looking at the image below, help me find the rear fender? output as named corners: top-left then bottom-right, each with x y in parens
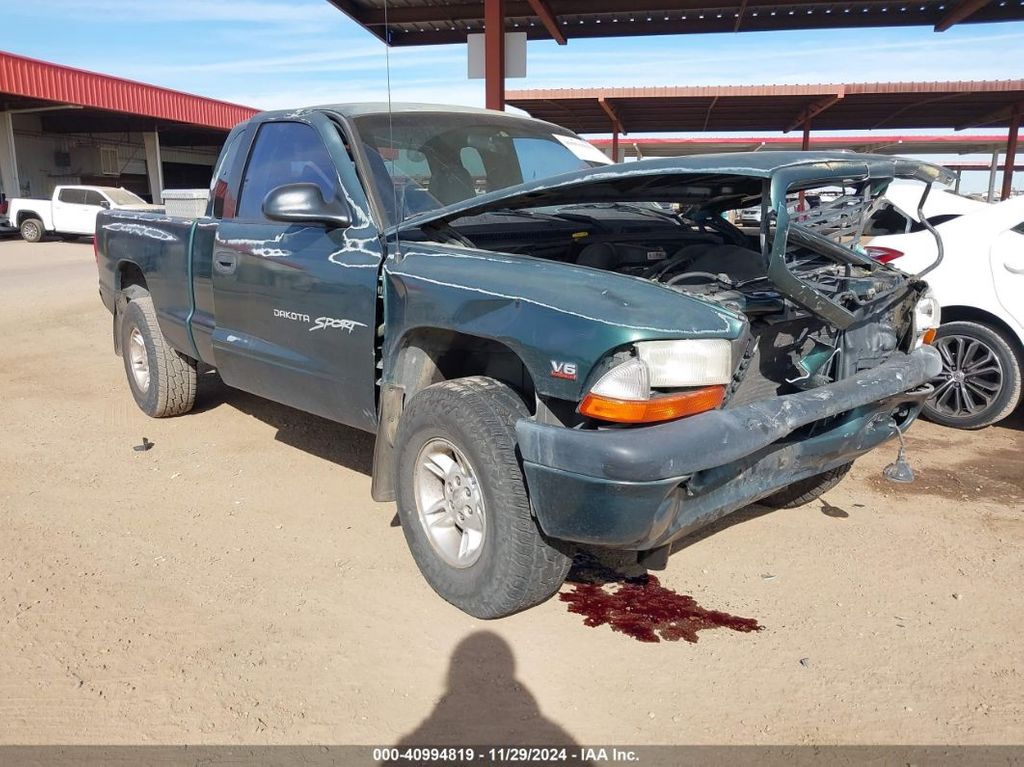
top-left (112, 283), bottom-right (149, 356)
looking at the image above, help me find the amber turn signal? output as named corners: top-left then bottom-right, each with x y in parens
top-left (922, 328), bottom-right (937, 345)
top-left (578, 385), bottom-right (726, 424)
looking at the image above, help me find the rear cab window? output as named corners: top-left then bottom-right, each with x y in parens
top-left (58, 188), bottom-right (87, 205)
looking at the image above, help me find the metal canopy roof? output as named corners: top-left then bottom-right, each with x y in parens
top-left (507, 82), bottom-right (1024, 134)
top-left (326, 0), bottom-right (1024, 45)
top-left (589, 133), bottom-right (1012, 158)
top-left (0, 50), bottom-right (258, 146)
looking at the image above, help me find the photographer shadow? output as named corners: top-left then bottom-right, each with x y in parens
top-left (394, 631), bottom-right (589, 761)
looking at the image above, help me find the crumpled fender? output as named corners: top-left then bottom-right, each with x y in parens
top-left (382, 242), bottom-right (746, 400)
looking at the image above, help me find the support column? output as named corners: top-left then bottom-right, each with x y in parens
top-left (1001, 106), bottom-right (1020, 201)
top-left (484, 0), bottom-right (505, 111)
top-left (798, 120), bottom-right (810, 211)
top-left (0, 112), bottom-right (20, 200)
top-left (143, 131), bottom-right (164, 204)
top-left (954, 169), bottom-right (962, 194)
top-left (987, 150), bottom-right (999, 203)
top-left (611, 129), bottom-right (619, 163)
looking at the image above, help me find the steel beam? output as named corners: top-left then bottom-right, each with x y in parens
top-left (785, 91), bottom-right (843, 133)
top-left (935, 0), bottom-right (992, 31)
top-left (485, 0), bottom-right (506, 110)
top-left (143, 131), bottom-right (164, 205)
top-left (987, 150), bottom-right (999, 202)
top-left (599, 97), bottom-right (625, 135)
top-left (525, 0), bottom-right (566, 43)
top-left (1001, 105), bottom-right (1020, 200)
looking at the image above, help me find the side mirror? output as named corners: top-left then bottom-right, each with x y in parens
top-left (100, 200), bottom-right (111, 209)
top-left (262, 183), bottom-right (351, 229)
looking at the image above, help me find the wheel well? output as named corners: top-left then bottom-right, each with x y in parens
top-left (16, 211), bottom-right (40, 226)
top-left (941, 305), bottom-right (1024, 356)
top-left (391, 329), bottom-right (536, 413)
top-left (117, 261), bottom-right (148, 293)
top-left (370, 329), bottom-right (536, 503)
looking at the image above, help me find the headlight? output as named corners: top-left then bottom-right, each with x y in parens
top-left (579, 340), bottom-right (732, 424)
top-left (913, 292), bottom-right (941, 347)
top-left (635, 339), bottom-right (733, 387)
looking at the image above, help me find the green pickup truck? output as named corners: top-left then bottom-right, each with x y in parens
top-left (96, 103), bottom-right (945, 618)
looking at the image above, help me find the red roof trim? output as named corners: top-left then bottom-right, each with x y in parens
top-left (0, 50), bottom-right (258, 131)
top-left (590, 134), bottom-right (1009, 147)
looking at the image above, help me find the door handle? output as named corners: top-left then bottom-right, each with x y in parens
top-left (214, 251), bottom-right (237, 275)
top-left (1004, 257), bottom-right (1024, 275)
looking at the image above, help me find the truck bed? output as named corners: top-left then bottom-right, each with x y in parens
top-left (96, 210), bottom-right (211, 361)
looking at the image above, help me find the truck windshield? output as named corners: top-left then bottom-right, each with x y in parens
top-left (352, 112), bottom-right (610, 227)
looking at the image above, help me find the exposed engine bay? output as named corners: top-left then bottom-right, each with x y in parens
top-left (452, 202), bottom-right (923, 407)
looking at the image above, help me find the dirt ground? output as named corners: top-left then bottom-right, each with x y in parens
top-left (0, 239), bottom-right (1022, 746)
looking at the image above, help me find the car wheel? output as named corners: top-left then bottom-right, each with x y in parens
top-left (762, 462), bottom-right (852, 509)
top-left (119, 294), bottom-right (198, 418)
top-left (924, 321), bottom-right (1023, 430)
top-left (20, 218), bottom-right (44, 243)
top-left (394, 376), bottom-right (572, 618)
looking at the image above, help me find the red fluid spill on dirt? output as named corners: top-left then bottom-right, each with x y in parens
top-left (560, 555), bottom-right (763, 643)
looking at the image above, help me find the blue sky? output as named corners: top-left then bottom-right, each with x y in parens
top-left (5, 0), bottom-right (1024, 190)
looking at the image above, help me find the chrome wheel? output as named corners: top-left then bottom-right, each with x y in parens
top-left (128, 327), bottom-right (151, 392)
top-left (930, 334), bottom-right (1003, 419)
top-left (414, 438), bottom-right (486, 569)
top-left (22, 221), bottom-right (39, 240)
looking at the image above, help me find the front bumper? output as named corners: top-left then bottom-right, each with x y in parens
top-left (516, 345), bottom-right (941, 551)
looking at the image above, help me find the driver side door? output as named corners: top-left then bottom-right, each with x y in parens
top-left (210, 117), bottom-right (381, 431)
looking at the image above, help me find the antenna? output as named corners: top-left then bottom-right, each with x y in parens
top-left (383, 0), bottom-right (402, 227)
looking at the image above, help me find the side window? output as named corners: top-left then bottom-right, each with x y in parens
top-left (513, 137), bottom-right (589, 183)
top-left (236, 122), bottom-right (339, 221)
top-left (58, 188), bottom-right (87, 204)
top-left (83, 190), bottom-right (106, 206)
top-left (1011, 221), bottom-right (1024, 236)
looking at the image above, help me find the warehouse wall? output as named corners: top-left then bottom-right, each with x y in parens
top-left (8, 113), bottom-right (218, 201)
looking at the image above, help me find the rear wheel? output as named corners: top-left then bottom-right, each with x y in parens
top-left (762, 462), bottom-right (852, 509)
top-left (119, 294), bottom-right (197, 417)
top-left (394, 377), bottom-right (572, 618)
top-left (923, 321), bottom-right (1022, 430)
top-left (20, 218), bottom-right (44, 243)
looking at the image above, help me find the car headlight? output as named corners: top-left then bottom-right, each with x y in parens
top-left (913, 292), bottom-right (941, 347)
top-left (579, 339), bottom-right (732, 424)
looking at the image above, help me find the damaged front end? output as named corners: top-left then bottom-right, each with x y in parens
top-left (391, 150), bottom-right (952, 554)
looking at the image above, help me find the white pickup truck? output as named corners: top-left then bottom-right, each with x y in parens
top-left (9, 185), bottom-right (159, 242)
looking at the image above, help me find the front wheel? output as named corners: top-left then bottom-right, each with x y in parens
top-left (923, 321), bottom-right (1023, 429)
top-left (20, 218), bottom-right (44, 243)
top-left (394, 377), bottom-right (572, 618)
top-left (119, 294), bottom-right (198, 417)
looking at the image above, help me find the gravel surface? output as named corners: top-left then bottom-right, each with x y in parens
top-left (1, 239), bottom-right (1021, 745)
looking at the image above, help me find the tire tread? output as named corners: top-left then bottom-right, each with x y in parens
top-left (123, 295), bottom-right (197, 418)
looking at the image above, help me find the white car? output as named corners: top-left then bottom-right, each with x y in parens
top-left (8, 185), bottom-right (159, 243)
top-left (866, 184), bottom-right (1024, 429)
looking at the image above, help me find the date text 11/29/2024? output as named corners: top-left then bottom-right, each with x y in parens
top-left (373, 746), bottom-right (640, 763)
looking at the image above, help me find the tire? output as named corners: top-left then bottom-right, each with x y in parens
top-left (20, 218), bottom-right (44, 243)
top-left (119, 294), bottom-right (197, 418)
top-left (922, 321), bottom-right (1023, 430)
top-left (762, 462), bottom-right (852, 509)
top-left (394, 376), bottom-right (572, 618)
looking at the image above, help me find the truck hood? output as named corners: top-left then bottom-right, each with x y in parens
top-left (392, 151), bottom-right (954, 236)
